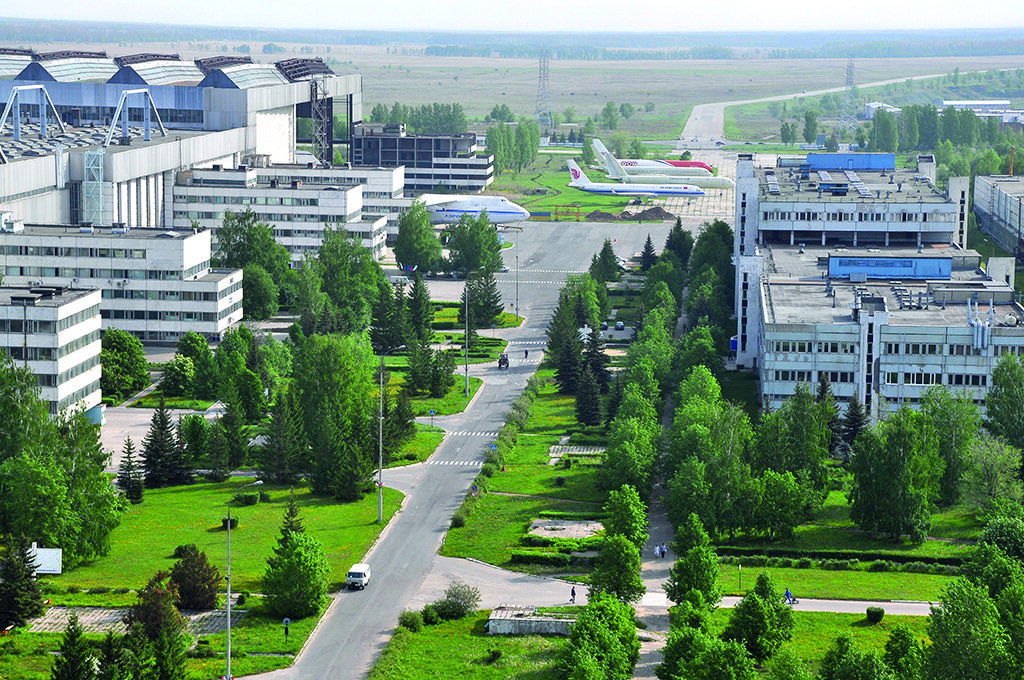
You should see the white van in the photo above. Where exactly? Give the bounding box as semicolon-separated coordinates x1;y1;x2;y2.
346;563;371;590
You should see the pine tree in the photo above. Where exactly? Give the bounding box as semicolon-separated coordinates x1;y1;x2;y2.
406;274;433;344
842;394;869;450
584;323;611;393
640;234;657;272
141;396;177;488
815;373;843;460
51;612;96;680
370;277;398;353
96;630;123;680
392;389;417;443
664;218;694;269
606;374;625;425
575;364;603;427
205;422;230;482
277;490;306;555
260;389;302;484
220;397;248;470
546;289;579;367
169;545;221;611
0;534;44;629
556;333;584;395
117;436;145;504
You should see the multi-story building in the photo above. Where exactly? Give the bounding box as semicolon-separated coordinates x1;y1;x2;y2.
171;163;402;261
0;285;102;417
0;216;242;343
973;175;1024;257
734;152;969;369
350;123;494;193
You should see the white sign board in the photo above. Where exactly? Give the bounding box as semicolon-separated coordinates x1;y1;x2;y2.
30;542;62;575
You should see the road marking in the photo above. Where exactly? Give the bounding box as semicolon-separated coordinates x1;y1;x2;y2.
447;431;500;437
425;460;484;466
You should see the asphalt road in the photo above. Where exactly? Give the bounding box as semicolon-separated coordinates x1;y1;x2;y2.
258;221;673;680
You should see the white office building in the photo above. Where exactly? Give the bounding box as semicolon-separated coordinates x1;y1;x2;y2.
0;285;102;416
171;163;401;262
0;216;242;343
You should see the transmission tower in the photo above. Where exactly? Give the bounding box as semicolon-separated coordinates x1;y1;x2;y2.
839;58;858;132
534;56;553;130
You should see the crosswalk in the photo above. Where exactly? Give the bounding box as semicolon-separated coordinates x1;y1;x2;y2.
425;460;483;467
446;430;500;437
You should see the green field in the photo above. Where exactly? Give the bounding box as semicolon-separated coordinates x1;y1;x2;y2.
719;564;951;601
390;423;446;466
52;480;402;592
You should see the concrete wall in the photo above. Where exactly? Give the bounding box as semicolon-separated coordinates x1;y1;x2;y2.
487;617;570;636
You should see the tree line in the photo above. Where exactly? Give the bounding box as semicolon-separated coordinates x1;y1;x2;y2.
365;102;468;135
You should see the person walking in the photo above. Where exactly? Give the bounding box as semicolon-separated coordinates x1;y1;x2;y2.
785;588;794;605
525;349;529;359
661;543;668;559
570;586;576;604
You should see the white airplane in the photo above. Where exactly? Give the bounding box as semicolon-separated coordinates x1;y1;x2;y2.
566;160;704;198
419;194;530;225
593;139;713;176
601;150;736;189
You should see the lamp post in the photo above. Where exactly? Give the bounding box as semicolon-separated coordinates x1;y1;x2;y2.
226;479;262;680
464;277;470;398
379;345;405;524
504;225;523;320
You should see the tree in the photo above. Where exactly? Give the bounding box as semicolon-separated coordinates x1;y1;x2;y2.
445;212;502;274
242;264;279;321
664;219;693;268
842;394;869;450
802;111;818;144
580;135;596;167
589;534;645;603
753;470;805;541
219;398;247;471
160;355;194;398
463;270;503;328
0;533;43;629
575;364;603;427
640;234;657;272
561;591;639;680
986;353;1024;451
96;630;125;680
964;436;1024;512
767;647;813;680
816;373;843;460
235;368;266;425
872;108;899;152
849;408;938;542
675;324;720;378
601;101;620;130
263;531;330;618
406;274;434;345
51;612;96;680
177;414;210;469
101;328;149;398
258;389;306;484
628;138;646;159
722;572;793;664
665;514;721;607
169;544;221;611
884;624;924;680
922;386;979;506
214;209;291;286
318;226;384;334
117;437;144;504
141;396;179;488
925;578;1012;680
604;484;648;551
394;201;442;273
124;571;188;644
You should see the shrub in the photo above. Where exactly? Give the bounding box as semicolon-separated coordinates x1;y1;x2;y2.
187;642;217;659
450;508;468;528
259;491;271;503
87;586;111;594
562;457;573;469
235;492;260;506
398;609;423;632
113;588;131;595
868;560;890;572
222;517;239;530
555;476;567;487
480;463;497;478
777;558;793;568
66;586;81;594
170;544;222;610
866;606;885;624
509;551;571;567
422;603;440;625
486;648;502;664
173;544;194;559
236;593;247;606
405;452;418;461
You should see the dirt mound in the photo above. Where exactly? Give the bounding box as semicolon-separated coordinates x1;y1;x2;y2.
585;210;619;222
620;207;675;221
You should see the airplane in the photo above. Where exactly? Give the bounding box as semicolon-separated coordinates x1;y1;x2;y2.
566;159;704;198
601;150;735;189
592;139;714;175
419;194;530;225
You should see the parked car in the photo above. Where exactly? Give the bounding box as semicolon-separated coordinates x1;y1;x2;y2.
600;321;609;330
615;321;625;331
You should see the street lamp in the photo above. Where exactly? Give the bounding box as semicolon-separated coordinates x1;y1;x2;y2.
226;479;262;680
378;345;405;524
503;225;524;320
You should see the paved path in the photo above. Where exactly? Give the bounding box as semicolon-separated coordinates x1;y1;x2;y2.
30;600;247;636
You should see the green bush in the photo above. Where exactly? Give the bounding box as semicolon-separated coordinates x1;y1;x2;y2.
404;452;418;460
422;603;440;625
66;585;81;594
554;476;567;487
486;649;502;664
398;609;423;632
433;581;481;620
480;463;497;478
259;491;271;503
562;457;573;469
222;517;239;530
113;587;131;595
797;558;813;568
866;606;885;624
235;492;260;506
188;642;217;659
509;551;571;567
87;586;111;594
451;508;469;528
173;544;195;559
868;560;891;572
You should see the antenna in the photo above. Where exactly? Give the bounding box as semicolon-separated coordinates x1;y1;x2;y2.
534;55;553;131
839;57;857;132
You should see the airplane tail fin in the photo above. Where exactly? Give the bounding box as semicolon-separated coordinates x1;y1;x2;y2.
566;159;592;186
602;151;628;179
592;138;609;158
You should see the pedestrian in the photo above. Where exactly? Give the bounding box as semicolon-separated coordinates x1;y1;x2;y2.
654;545;660;559
661;543;668;559
570;586;576;604
525;349;529;359
785;588;794;605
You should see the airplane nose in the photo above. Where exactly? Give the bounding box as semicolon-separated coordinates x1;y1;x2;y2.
519;207;531;219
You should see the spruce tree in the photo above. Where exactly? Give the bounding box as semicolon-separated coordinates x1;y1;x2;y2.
117;436;145;504
546;289;578;367
260;389;302;484
220;397;248;470
96;630;123;680
640;234;657;272
598;238;619;281
0;534;44;628
815;373;843;460
556;333;583;395
277;490;306;556
169;545;221;611
576;364;603;427
141;396;177;488
842;394;869;450
370;277;398;353
205;422;230;482
392;389;417;444
51;612;96;680
584;323;611;393
406;274;433;344
664;217;694;269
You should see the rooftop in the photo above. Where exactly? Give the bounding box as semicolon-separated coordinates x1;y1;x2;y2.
0;123;214;163
978;175;1024;196
0;285;98;308
755;166;948;204
12;225;209;240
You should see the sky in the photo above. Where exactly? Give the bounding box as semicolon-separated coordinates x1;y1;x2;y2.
2;0;1024;34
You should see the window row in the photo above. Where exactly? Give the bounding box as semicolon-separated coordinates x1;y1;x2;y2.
0;246;147;259
102;310;220;323
178;194;323;206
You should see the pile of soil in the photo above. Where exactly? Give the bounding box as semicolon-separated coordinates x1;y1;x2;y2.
620;206;675;221
585;210;619;222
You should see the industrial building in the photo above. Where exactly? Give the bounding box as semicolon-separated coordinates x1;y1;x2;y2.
732;152;1018;421
973;175;1024;258
350;123;494;193
0;215;243;343
0;284;102;417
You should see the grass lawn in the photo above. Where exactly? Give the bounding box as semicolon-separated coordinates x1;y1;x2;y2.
390;424;446;466
0;631;64;680
489;155;633;216
129;389;215;411
724;523;973;560
519;369;578;436
409;376;483;416
368;611;564;680
718;564;952;601
56;480;403;592
709;609;929;675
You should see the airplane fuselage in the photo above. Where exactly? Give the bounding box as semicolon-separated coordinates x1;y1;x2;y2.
421;195;530;224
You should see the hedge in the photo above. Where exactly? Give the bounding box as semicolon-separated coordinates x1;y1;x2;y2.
509;551;571;567
714;545;963;567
